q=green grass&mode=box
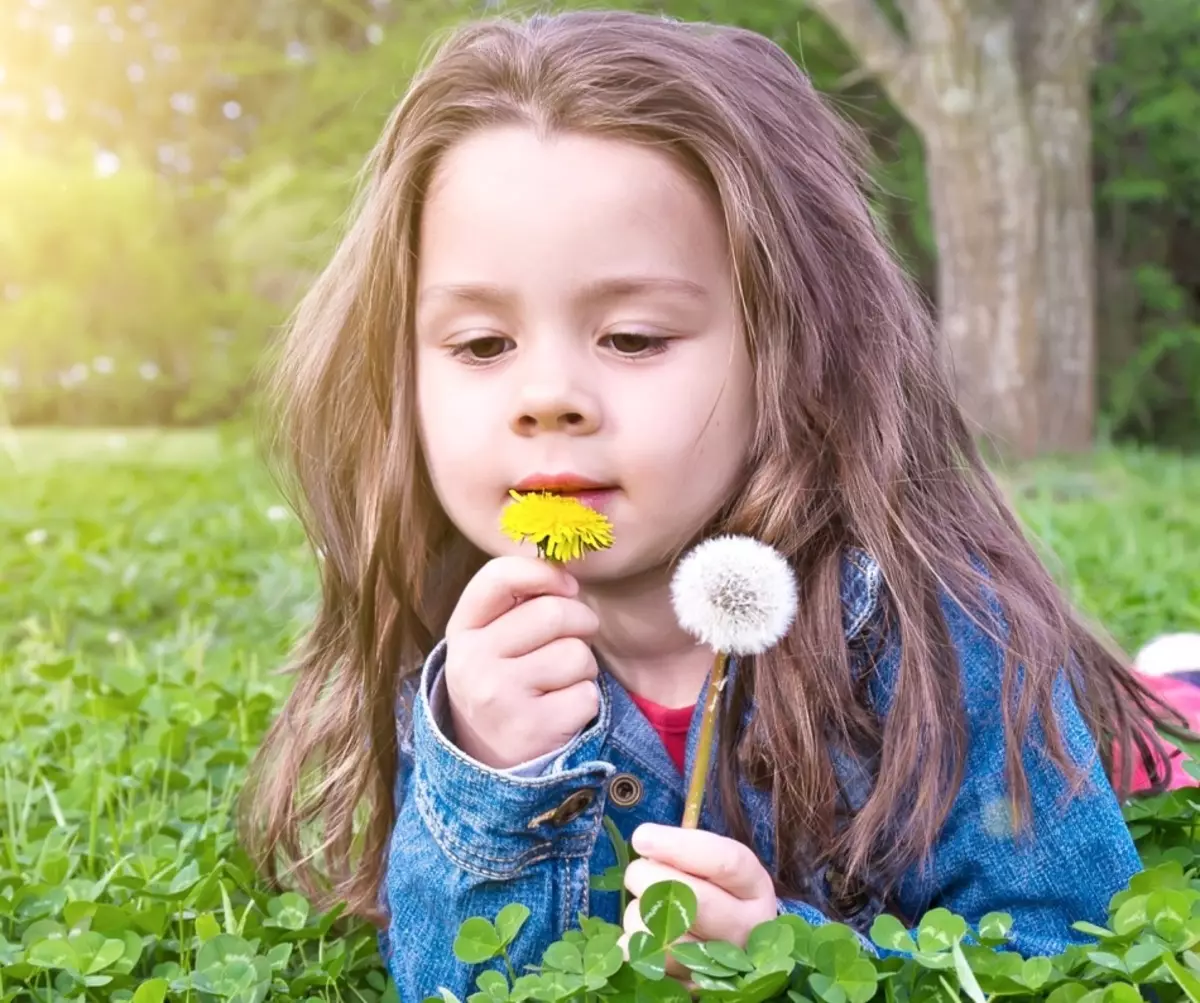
[1002,447,1200,650]
[1,430,1199,1002]
[1,430,387,1002]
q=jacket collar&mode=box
[600,548,885,817]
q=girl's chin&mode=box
[569,546,677,588]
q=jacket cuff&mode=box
[426,645,571,777]
[411,641,615,877]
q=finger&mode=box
[447,557,578,634]
[486,595,599,658]
[631,825,775,901]
[516,637,599,692]
[535,677,601,726]
[624,858,741,942]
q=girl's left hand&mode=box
[619,824,778,978]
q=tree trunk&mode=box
[921,20,1041,457]
[1031,66,1099,453]
[806,0,1100,458]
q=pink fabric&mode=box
[1120,673,1200,793]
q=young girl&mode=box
[240,9,1181,999]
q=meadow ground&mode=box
[2,429,1199,1002]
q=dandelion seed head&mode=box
[670,535,797,655]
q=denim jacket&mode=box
[379,550,1141,1002]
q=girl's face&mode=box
[415,126,755,583]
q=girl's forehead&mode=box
[426,126,711,226]
[417,126,730,296]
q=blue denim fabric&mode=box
[379,550,1140,1001]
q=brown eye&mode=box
[606,333,667,356]
[454,336,511,362]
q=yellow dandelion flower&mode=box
[500,490,614,563]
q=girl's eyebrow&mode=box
[418,276,711,310]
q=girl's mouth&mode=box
[551,487,617,511]
[512,475,619,512]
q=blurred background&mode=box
[1,6,1199,995]
[0,0,1197,457]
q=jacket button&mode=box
[826,866,872,918]
[550,789,596,825]
[609,773,643,808]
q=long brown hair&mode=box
[239,8,1179,924]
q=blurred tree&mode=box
[5,0,1199,443]
[808,0,1101,457]
[0,0,469,426]
[0,0,394,180]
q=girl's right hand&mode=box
[442,556,601,769]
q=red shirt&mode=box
[628,691,695,774]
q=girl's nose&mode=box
[511,374,601,436]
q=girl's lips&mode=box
[511,484,619,512]
[558,487,618,512]
[513,474,613,492]
[512,475,620,512]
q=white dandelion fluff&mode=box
[670,535,798,655]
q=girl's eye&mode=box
[604,333,669,356]
[450,336,512,363]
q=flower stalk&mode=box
[682,650,729,828]
[670,535,798,830]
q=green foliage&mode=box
[0,0,472,429]
[0,431,384,1002]
[433,859,1200,1003]
[1003,448,1200,645]
[657,0,1200,446]
[436,756,1200,1002]
[4,0,1200,442]
[0,148,278,426]
[1092,0,1200,446]
[2,432,1200,1002]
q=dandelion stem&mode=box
[682,650,729,829]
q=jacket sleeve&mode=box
[379,642,615,1003]
[779,582,1140,960]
